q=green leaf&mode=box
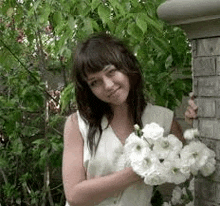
[68,16,76,30]
[91,0,101,11]
[145,15,163,33]
[83,17,94,35]
[98,4,111,24]
[165,55,173,69]
[127,22,143,40]
[32,138,45,146]
[136,13,148,34]
[28,0,41,16]
[60,83,75,113]
[11,138,23,155]
[0,157,8,168]
[109,0,126,16]
[6,7,14,17]
[115,19,127,37]
[22,126,40,137]
[53,12,63,28]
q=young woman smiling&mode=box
[62,33,185,206]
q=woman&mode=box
[62,33,185,206]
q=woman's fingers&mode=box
[185,93,198,125]
[188,99,198,111]
[185,106,197,119]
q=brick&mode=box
[193,77,198,96]
[215,57,220,75]
[215,184,220,203]
[210,162,220,183]
[197,37,220,57]
[193,57,216,76]
[197,77,220,97]
[199,119,220,140]
[196,98,216,118]
[195,199,220,206]
[216,99,220,119]
[191,39,197,58]
[195,178,216,201]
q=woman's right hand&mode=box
[185,93,198,125]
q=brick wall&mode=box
[192,37,220,205]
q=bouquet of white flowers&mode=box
[123,122,216,205]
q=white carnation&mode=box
[180,141,213,175]
[183,128,199,140]
[131,150,160,177]
[143,164,168,185]
[164,158,190,184]
[142,122,164,142]
[153,134,183,160]
[171,186,182,205]
[124,133,151,164]
[188,177,195,192]
[185,201,194,206]
[200,157,216,176]
[163,202,171,206]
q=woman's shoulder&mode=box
[65,112,77,125]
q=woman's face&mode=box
[86,65,130,108]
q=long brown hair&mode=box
[72,33,146,154]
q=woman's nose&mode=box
[103,77,114,90]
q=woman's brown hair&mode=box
[72,33,146,155]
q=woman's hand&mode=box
[185,93,198,125]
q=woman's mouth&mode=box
[108,88,120,98]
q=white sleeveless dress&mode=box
[65,103,173,206]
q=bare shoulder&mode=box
[65,112,78,126]
[63,112,83,145]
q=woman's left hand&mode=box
[185,93,198,125]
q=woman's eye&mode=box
[108,69,117,75]
[90,81,97,87]
[89,80,101,87]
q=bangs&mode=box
[75,36,126,79]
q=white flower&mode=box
[124,132,150,164]
[142,122,164,142]
[188,177,195,192]
[164,158,190,184]
[153,134,183,160]
[183,128,199,140]
[171,186,182,205]
[185,201,194,206]
[200,157,216,176]
[163,202,171,206]
[180,141,214,175]
[131,150,160,177]
[134,124,140,131]
[143,164,168,185]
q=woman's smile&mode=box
[108,87,120,98]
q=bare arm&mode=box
[62,113,141,206]
[170,118,185,144]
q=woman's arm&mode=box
[62,113,141,206]
[170,118,185,144]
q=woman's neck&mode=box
[110,103,133,126]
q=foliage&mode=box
[0,0,192,205]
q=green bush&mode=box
[0,0,191,205]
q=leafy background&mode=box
[0,0,192,205]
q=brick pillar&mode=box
[158,0,220,205]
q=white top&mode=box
[66,103,173,206]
